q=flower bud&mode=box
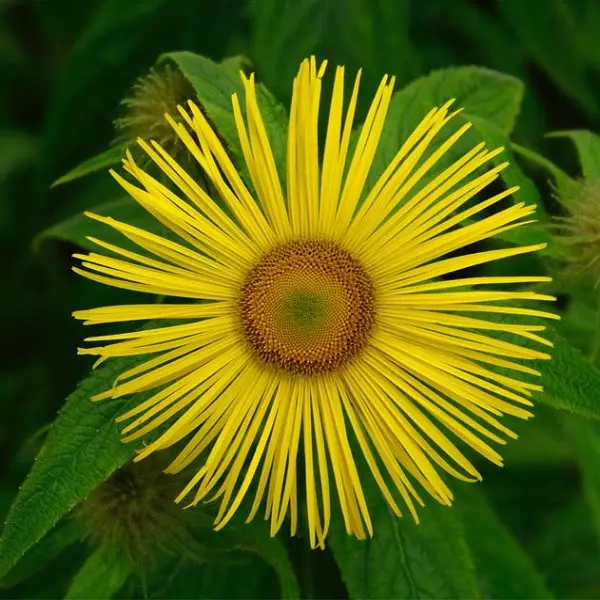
[552,179,600,285]
[74,457,207,566]
[114,65,195,156]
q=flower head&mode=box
[73,57,556,549]
[553,179,600,286]
[75,457,207,564]
[114,64,196,154]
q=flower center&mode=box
[239,240,375,374]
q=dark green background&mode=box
[3,0,600,597]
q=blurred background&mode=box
[3,0,600,596]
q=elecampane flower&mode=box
[73,58,556,549]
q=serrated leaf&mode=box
[160,51,288,183]
[33,197,172,254]
[454,485,553,599]
[0,358,143,580]
[66,545,132,600]
[361,69,551,259]
[51,146,127,188]
[0,331,298,597]
[537,327,600,419]
[392,65,524,136]
[547,129,600,180]
[491,315,600,421]
[365,66,525,204]
[328,475,480,599]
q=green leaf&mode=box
[0,520,82,589]
[65,546,132,600]
[160,51,288,183]
[491,315,600,421]
[366,66,525,202]
[466,115,547,220]
[454,485,553,599]
[362,69,552,257]
[183,502,300,598]
[219,55,253,79]
[226,522,299,599]
[0,336,298,597]
[547,130,600,180]
[51,145,127,188]
[537,328,600,419]
[0,358,141,580]
[328,475,480,599]
[511,142,577,197]
[392,65,524,136]
[33,197,172,254]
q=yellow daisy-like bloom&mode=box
[73,57,556,549]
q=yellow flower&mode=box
[73,57,556,549]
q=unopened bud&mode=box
[552,179,600,286]
[74,457,208,567]
[114,65,195,156]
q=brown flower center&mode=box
[239,240,375,374]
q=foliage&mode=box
[4,0,600,597]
